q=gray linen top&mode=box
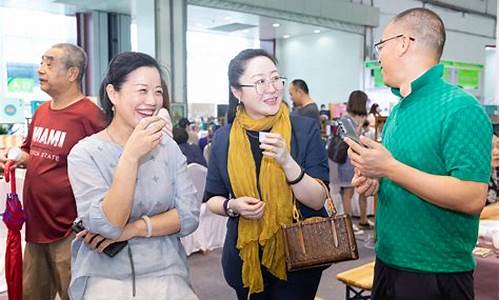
[67,134,199,300]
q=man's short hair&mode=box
[291,79,309,95]
[393,7,446,60]
[52,43,87,87]
[173,127,189,144]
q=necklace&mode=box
[106,127,122,146]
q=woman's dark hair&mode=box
[346,90,368,117]
[227,49,277,123]
[173,127,188,144]
[99,52,169,125]
[369,103,379,115]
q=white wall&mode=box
[373,0,496,65]
[276,30,364,105]
[187,31,259,104]
[484,46,497,105]
[132,0,156,57]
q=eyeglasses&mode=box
[373,34,415,57]
[239,76,286,95]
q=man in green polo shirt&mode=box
[345,7,492,300]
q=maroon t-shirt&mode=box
[21,98,106,243]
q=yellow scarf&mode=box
[228,103,293,295]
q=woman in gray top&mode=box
[67,52,200,300]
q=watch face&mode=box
[227,208,239,217]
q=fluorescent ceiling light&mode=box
[314,29,321,34]
[283,35,290,39]
[272,23,280,28]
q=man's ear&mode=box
[398,35,412,57]
[106,84,118,105]
[66,67,80,83]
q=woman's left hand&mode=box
[78,231,114,253]
[259,133,291,166]
[76,222,139,253]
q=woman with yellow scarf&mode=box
[205,49,330,300]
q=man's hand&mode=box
[352,168,379,196]
[0,147,28,170]
[344,136,397,178]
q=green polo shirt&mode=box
[376,64,492,273]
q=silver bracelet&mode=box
[141,215,152,238]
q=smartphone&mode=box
[72,219,127,257]
[337,118,361,145]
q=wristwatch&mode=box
[223,198,239,217]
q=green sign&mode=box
[457,69,480,89]
[365,60,483,90]
[364,60,385,88]
[441,60,483,90]
[7,77,35,93]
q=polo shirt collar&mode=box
[391,64,444,98]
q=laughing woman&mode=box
[67,52,199,300]
[205,49,330,300]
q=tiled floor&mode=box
[0,226,375,300]
[188,229,376,300]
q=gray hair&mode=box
[52,43,87,87]
[393,7,446,60]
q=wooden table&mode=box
[336,261,375,300]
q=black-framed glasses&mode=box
[373,34,415,56]
[239,76,287,95]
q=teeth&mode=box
[137,110,154,116]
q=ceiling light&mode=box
[243,29,249,33]
[272,23,280,28]
[283,35,290,39]
[224,16,233,20]
[314,29,321,34]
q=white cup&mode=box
[7,147,22,161]
[259,132,272,143]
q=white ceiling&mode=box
[0,0,331,41]
[187,5,330,40]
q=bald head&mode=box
[392,8,446,60]
[51,43,87,88]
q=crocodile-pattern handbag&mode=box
[282,180,359,271]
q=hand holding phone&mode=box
[72,219,127,257]
[337,119,361,145]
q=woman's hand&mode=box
[76,230,112,253]
[230,197,265,220]
[157,108,173,138]
[259,133,291,167]
[122,116,166,162]
[76,222,140,253]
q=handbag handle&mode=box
[292,178,337,222]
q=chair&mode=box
[181,163,227,255]
[336,261,375,300]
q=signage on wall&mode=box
[7,63,38,94]
[365,60,484,91]
[364,60,385,88]
[441,60,483,90]
[31,100,45,114]
[0,99,25,123]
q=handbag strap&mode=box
[292,178,337,222]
